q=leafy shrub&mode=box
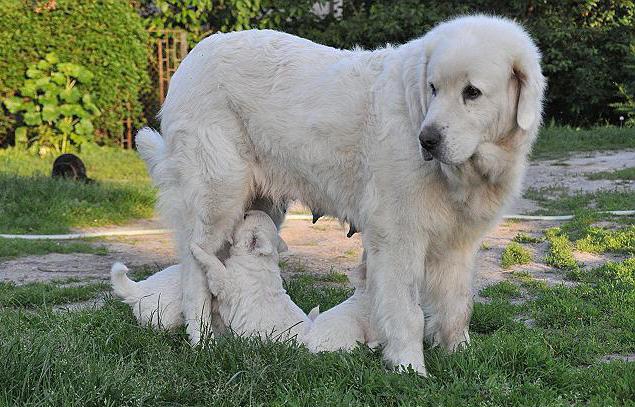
[544,228,579,272]
[501,242,533,269]
[0,0,150,146]
[3,54,99,156]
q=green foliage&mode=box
[501,242,533,269]
[575,226,635,255]
[3,54,100,156]
[544,228,579,272]
[0,0,150,146]
[512,233,544,244]
[141,0,317,46]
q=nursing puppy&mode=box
[110,262,183,329]
[140,15,546,374]
[191,210,312,339]
[191,210,374,350]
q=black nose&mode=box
[419,125,442,151]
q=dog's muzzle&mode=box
[419,125,442,162]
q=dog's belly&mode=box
[253,151,368,227]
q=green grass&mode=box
[1,258,634,405]
[586,167,635,181]
[479,281,522,301]
[532,125,635,159]
[524,188,635,216]
[544,228,579,272]
[0,237,107,259]
[575,226,635,255]
[0,281,108,307]
[501,242,533,269]
[0,146,155,234]
[512,233,544,244]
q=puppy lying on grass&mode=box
[110,262,183,329]
[112,209,375,351]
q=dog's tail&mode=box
[110,262,142,301]
[135,127,167,186]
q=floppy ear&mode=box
[190,243,227,296]
[277,236,289,253]
[249,230,275,256]
[513,54,546,131]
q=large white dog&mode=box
[137,15,545,375]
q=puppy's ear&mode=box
[513,52,546,131]
[249,230,275,256]
[308,306,320,321]
[277,236,289,254]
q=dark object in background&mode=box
[51,154,92,183]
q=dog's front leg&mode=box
[423,247,475,352]
[366,233,427,376]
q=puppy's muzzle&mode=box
[419,125,442,161]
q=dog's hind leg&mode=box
[167,122,254,345]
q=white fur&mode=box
[190,211,375,351]
[141,15,545,374]
[110,262,183,329]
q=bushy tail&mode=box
[110,262,142,301]
[135,127,167,186]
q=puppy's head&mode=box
[231,210,287,258]
[417,15,546,165]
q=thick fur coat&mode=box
[137,15,545,375]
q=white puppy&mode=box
[191,210,375,351]
[190,210,313,340]
[303,263,377,353]
[110,263,183,329]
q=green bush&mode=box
[3,54,100,156]
[0,0,150,146]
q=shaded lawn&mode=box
[0,146,155,234]
[532,125,635,160]
[0,237,107,259]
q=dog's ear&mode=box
[249,230,275,256]
[513,52,546,131]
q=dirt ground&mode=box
[1,150,633,294]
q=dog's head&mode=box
[413,15,546,165]
[231,210,287,258]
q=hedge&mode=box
[140,0,635,126]
[0,0,150,146]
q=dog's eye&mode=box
[429,83,436,97]
[462,85,481,101]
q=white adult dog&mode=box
[137,15,545,375]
